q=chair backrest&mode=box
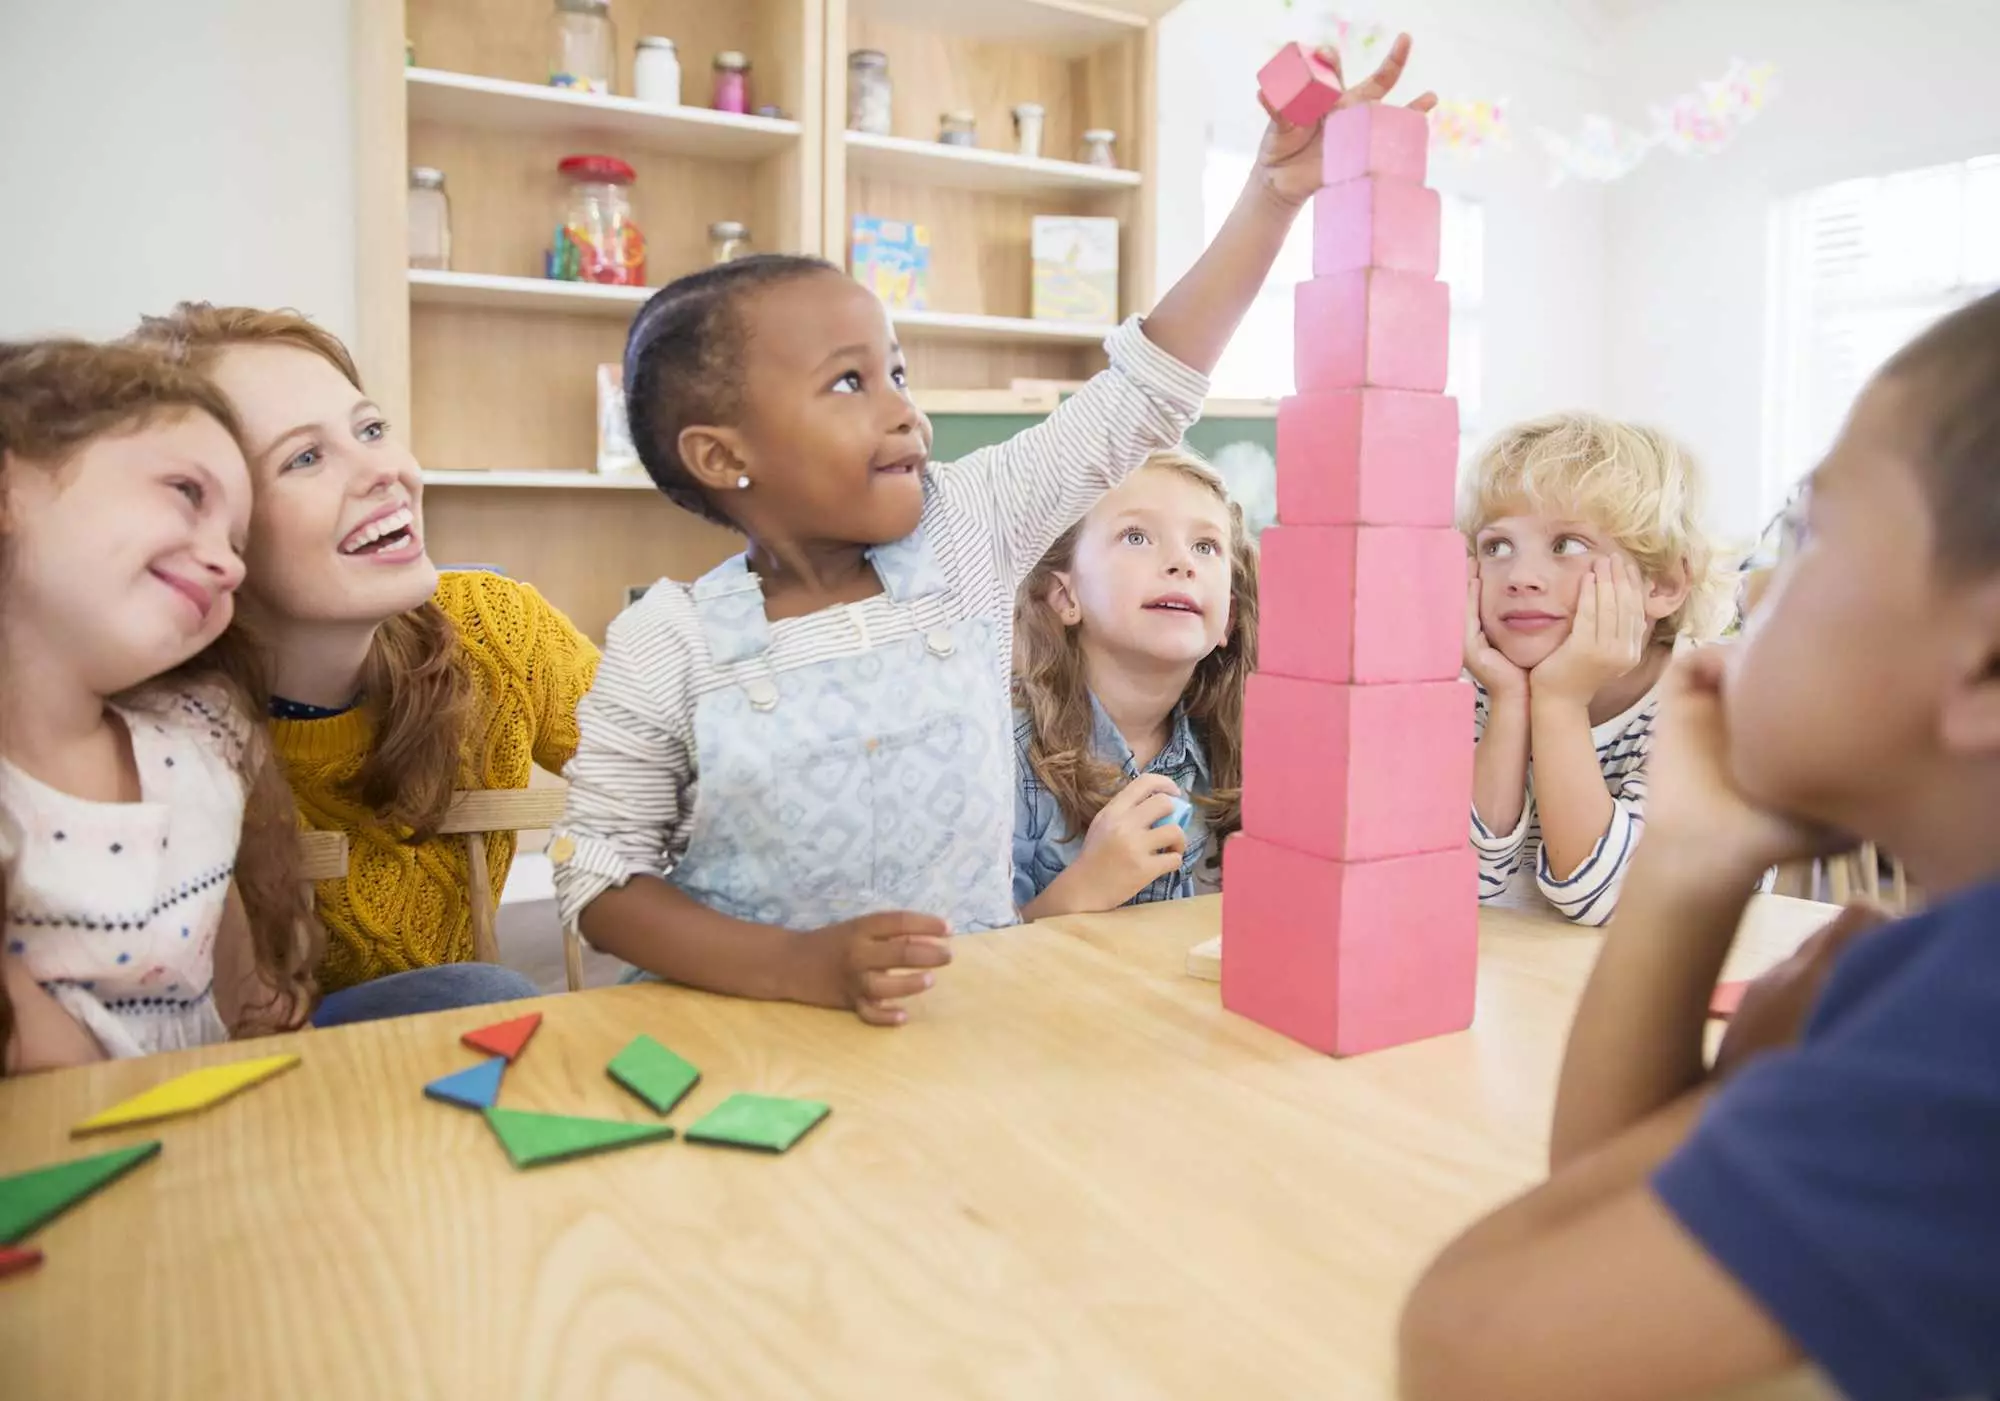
[438,788,571,979]
[298,830,351,883]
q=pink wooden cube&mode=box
[1321,101,1431,185]
[1276,389,1459,526]
[1257,42,1343,128]
[1241,673,1471,862]
[1221,836,1478,1056]
[1295,270,1449,392]
[1313,177,1441,276]
[1258,524,1466,683]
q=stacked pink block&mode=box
[1221,101,1478,1057]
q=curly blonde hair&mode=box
[1014,448,1260,845]
[1458,412,1738,642]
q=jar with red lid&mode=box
[548,154,647,286]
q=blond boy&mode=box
[1461,414,1735,925]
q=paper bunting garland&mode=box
[1430,98,1510,156]
[1537,114,1655,185]
[1653,58,1780,157]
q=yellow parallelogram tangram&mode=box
[71,1054,301,1137]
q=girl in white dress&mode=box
[0,340,321,1071]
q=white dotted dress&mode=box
[2,693,248,1059]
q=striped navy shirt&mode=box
[551,317,1208,929]
[1468,642,1683,927]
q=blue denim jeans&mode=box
[311,963,541,1028]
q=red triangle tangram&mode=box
[461,1012,542,1062]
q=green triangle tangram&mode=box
[483,1107,674,1169]
[0,1141,162,1244]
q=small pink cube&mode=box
[1276,389,1460,526]
[1258,42,1344,128]
[1221,836,1478,1057]
[1321,102,1431,185]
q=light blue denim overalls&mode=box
[664,528,1017,934]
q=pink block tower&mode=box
[1220,99,1478,1057]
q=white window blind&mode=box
[1202,148,1486,449]
[1765,154,2000,509]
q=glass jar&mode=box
[847,50,890,135]
[549,155,646,285]
[1080,128,1117,167]
[633,37,681,106]
[708,221,752,265]
[408,167,451,271]
[1012,102,1045,158]
[549,0,614,94]
[712,51,749,113]
[938,110,976,147]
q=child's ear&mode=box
[1642,555,1693,622]
[676,424,750,494]
[1939,576,2000,755]
[1044,571,1082,627]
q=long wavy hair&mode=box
[1014,448,1260,845]
[130,304,474,839]
[0,340,323,1065]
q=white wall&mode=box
[1603,0,2000,538]
[1156,0,1616,436]
[0,0,357,344]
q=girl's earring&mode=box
[736,474,751,490]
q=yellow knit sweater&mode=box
[273,572,599,991]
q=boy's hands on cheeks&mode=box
[792,912,951,1027]
[1463,575,1527,701]
[1529,556,1648,707]
[1253,35,1437,208]
[1644,645,1840,883]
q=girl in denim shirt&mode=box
[1013,449,1261,919]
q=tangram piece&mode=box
[607,1036,702,1115]
[1709,980,1749,1019]
[0,1245,45,1278]
[461,1012,542,1063]
[72,1055,299,1136]
[483,1107,675,1169]
[1257,42,1343,128]
[0,1141,161,1244]
[685,1094,830,1154]
[1154,796,1195,832]
[424,1057,507,1111]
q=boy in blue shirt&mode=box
[1400,290,2000,1401]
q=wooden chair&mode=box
[436,788,577,989]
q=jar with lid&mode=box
[847,50,890,135]
[633,37,681,106]
[712,51,749,113]
[407,167,451,271]
[708,221,753,265]
[549,154,646,286]
[549,0,614,93]
[1079,128,1118,167]
[938,110,976,147]
[1011,102,1045,158]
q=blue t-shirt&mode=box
[1654,876,2000,1401]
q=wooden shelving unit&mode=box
[353,0,1173,638]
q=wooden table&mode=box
[0,895,1838,1400]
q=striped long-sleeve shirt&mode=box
[551,316,1208,929]
[1469,654,1674,927]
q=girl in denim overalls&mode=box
[550,40,1439,1024]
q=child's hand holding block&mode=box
[1153,795,1195,831]
[1258,42,1344,127]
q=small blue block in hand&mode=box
[1154,796,1194,831]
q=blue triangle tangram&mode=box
[424,1056,506,1111]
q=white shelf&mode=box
[845,132,1141,194]
[423,470,654,490]
[892,309,1114,344]
[408,269,652,317]
[406,69,801,160]
[853,0,1147,57]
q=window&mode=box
[1765,154,2000,510]
[1202,148,1486,454]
